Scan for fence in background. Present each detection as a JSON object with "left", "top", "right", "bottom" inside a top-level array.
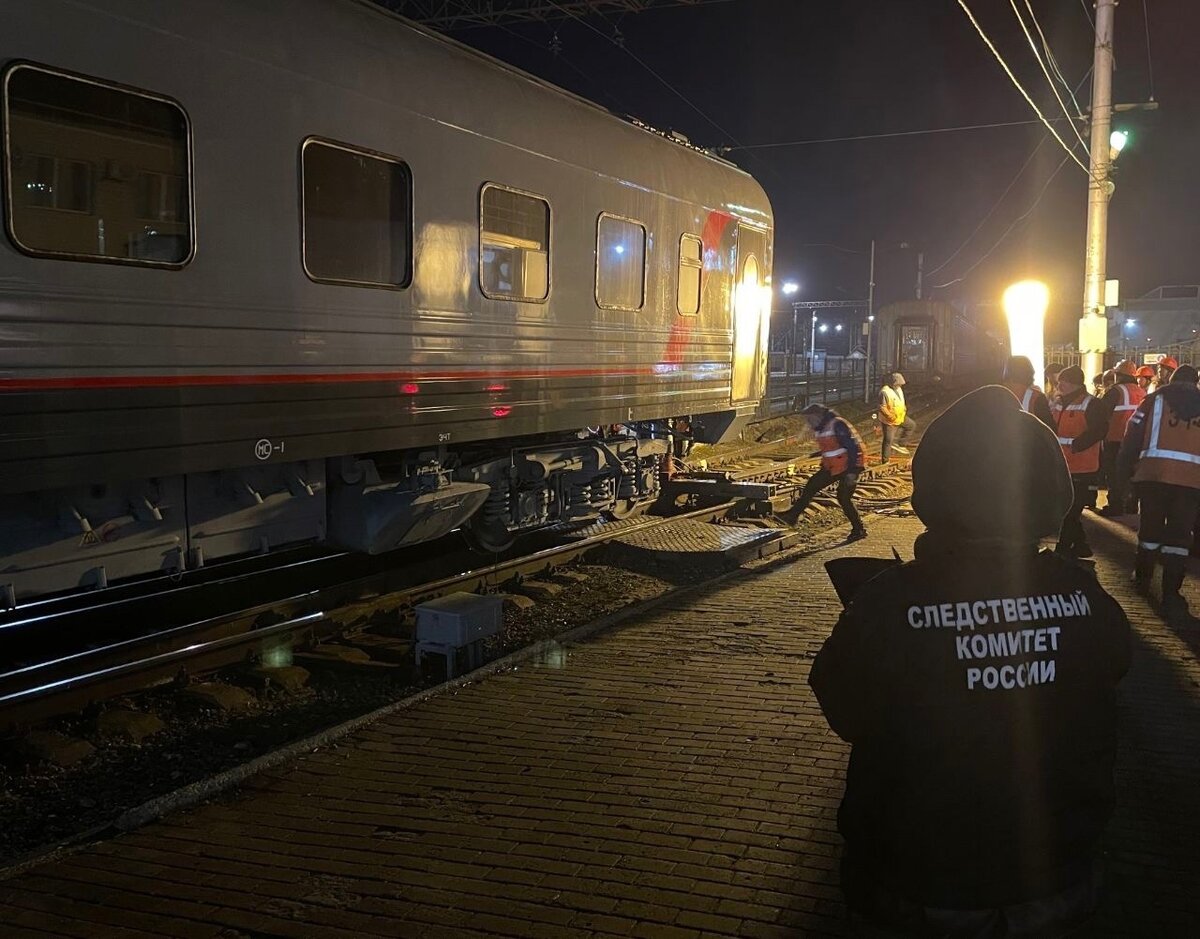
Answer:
[{"left": 761, "top": 354, "right": 879, "bottom": 418}]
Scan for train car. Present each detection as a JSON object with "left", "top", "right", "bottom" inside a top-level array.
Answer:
[
  {"left": 0, "top": 0, "right": 774, "bottom": 603},
  {"left": 871, "top": 300, "right": 1004, "bottom": 390}
]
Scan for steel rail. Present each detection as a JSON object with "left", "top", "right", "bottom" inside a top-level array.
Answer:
[{"left": 0, "top": 407, "right": 926, "bottom": 730}]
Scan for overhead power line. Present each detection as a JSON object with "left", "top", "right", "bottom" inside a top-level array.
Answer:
[
  {"left": 542, "top": 0, "right": 741, "bottom": 147},
  {"left": 929, "top": 152, "right": 1073, "bottom": 291},
  {"left": 1142, "top": 0, "right": 1156, "bottom": 100},
  {"left": 722, "top": 116, "right": 1080, "bottom": 152},
  {"left": 925, "top": 67, "right": 1092, "bottom": 280},
  {"left": 1024, "top": 0, "right": 1086, "bottom": 119},
  {"left": 386, "top": 0, "right": 734, "bottom": 30},
  {"left": 1079, "top": 0, "right": 1096, "bottom": 32},
  {"left": 924, "top": 137, "right": 1048, "bottom": 279},
  {"left": 957, "top": 0, "right": 1092, "bottom": 178},
  {"left": 1009, "top": 0, "right": 1089, "bottom": 153}
]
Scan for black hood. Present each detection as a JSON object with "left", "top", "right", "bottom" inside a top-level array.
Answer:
[{"left": 911, "top": 385, "right": 1072, "bottom": 541}]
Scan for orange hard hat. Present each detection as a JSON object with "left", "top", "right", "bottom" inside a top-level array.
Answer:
[
  {"left": 1136, "top": 365, "right": 1155, "bottom": 378},
  {"left": 1115, "top": 359, "right": 1136, "bottom": 376},
  {"left": 1158, "top": 355, "right": 1179, "bottom": 370}
]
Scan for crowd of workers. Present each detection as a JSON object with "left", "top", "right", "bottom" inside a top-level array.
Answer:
[{"left": 779, "top": 355, "right": 1199, "bottom": 936}]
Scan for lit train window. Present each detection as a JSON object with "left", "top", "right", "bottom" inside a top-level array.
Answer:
[
  {"left": 677, "top": 233, "right": 702, "bottom": 315},
  {"left": 2, "top": 63, "right": 192, "bottom": 267},
  {"left": 301, "top": 138, "right": 411, "bottom": 289},
  {"left": 480, "top": 184, "right": 550, "bottom": 302},
  {"left": 596, "top": 214, "right": 646, "bottom": 312}
]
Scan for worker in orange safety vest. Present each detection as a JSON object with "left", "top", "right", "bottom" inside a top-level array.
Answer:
[
  {"left": 1150, "top": 355, "right": 1178, "bottom": 393},
  {"left": 1001, "top": 354, "right": 1055, "bottom": 429},
  {"left": 1096, "top": 359, "right": 1146, "bottom": 516},
  {"left": 1052, "top": 365, "right": 1108, "bottom": 558},
  {"left": 1118, "top": 364, "right": 1200, "bottom": 618},
  {"left": 779, "top": 404, "right": 868, "bottom": 540},
  {"left": 1135, "top": 365, "right": 1155, "bottom": 392}
]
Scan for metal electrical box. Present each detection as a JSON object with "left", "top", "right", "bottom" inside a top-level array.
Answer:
[{"left": 415, "top": 593, "right": 504, "bottom": 646}]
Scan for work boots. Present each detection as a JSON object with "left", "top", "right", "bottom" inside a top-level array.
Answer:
[
  {"left": 1132, "top": 547, "right": 1156, "bottom": 595},
  {"left": 1160, "top": 554, "right": 1190, "bottom": 621}
]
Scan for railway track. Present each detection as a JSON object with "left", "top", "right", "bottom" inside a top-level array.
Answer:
[
  {"left": 0, "top": 496, "right": 789, "bottom": 729},
  {"left": 0, "top": 404, "right": 928, "bottom": 733}
]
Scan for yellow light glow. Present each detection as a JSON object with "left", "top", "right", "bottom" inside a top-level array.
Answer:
[{"left": 1003, "top": 280, "right": 1050, "bottom": 389}]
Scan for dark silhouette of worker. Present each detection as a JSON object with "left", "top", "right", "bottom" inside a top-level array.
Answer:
[
  {"left": 1119, "top": 363, "right": 1200, "bottom": 618},
  {"left": 780, "top": 404, "right": 867, "bottom": 540},
  {"left": 811, "top": 385, "right": 1130, "bottom": 937},
  {"left": 1001, "top": 354, "right": 1054, "bottom": 428},
  {"left": 1052, "top": 365, "right": 1108, "bottom": 558}
]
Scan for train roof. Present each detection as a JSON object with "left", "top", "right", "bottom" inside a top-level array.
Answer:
[
  {"left": 11, "top": 0, "right": 770, "bottom": 226},
  {"left": 355, "top": 1, "right": 748, "bottom": 171}
]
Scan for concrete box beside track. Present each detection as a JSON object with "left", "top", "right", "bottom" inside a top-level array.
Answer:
[{"left": 415, "top": 593, "right": 504, "bottom": 647}]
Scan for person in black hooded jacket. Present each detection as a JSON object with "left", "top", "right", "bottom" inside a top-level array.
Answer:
[{"left": 810, "top": 385, "right": 1130, "bottom": 938}]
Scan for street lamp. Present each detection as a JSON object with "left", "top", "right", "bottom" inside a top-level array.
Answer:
[
  {"left": 1122, "top": 317, "right": 1137, "bottom": 353},
  {"left": 1003, "top": 280, "right": 1050, "bottom": 390},
  {"left": 781, "top": 281, "right": 799, "bottom": 296},
  {"left": 1109, "top": 129, "right": 1129, "bottom": 160}
]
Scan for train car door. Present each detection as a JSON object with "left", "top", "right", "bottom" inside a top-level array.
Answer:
[{"left": 732, "top": 225, "right": 771, "bottom": 403}]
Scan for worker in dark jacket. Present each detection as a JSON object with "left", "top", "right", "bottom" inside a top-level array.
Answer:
[
  {"left": 1052, "top": 365, "right": 1109, "bottom": 558},
  {"left": 780, "top": 404, "right": 867, "bottom": 540},
  {"left": 1095, "top": 359, "right": 1145, "bottom": 516},
  {"left": 811, "top": 385, "right": 1130, "bottom": 937},
  {"left": 1001, "top": 354, "right": 1055, "bottom": 429},
  {"left": 1118, "top": 364, "right": 1200, "bottom": 618}
]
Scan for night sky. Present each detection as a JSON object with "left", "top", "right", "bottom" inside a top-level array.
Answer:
[{"left": 439, "top": 0, "right": 1200, "bottom": 341}]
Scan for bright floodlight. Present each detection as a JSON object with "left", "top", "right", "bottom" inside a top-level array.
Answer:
[
  {"left": 1003, "top": 280, "right": 1050, "bottom": 390},
  {"left": 1110, "top": 129, "right": 1129, "bottom": 155},
  {"left": 782, "top": 281, "right": 799, "bottom": 296}
]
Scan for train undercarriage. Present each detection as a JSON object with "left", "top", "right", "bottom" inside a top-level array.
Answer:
[{"left": 0, "top": 421, "right": 688, "bottom": 607}]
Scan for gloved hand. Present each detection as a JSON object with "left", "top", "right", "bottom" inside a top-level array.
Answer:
[{"left": 842, "top": 472, "right": 860, "bottom": 485}]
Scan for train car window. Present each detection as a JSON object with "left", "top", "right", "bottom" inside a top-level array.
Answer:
[
  {"left": 677, "top": 233, "right": 702, "bottom": 315},
  {"left": 480, "top": 184, "right": 550, "bottom": 302},
  {"left": 596, "top": 214, "right": 646, "bottom": 312},
  {"left": 301, "top": 139, "right": 411, "bottom": 289},
  {"left": 2, "top": 63, "right": 192, "bottom": 267}
]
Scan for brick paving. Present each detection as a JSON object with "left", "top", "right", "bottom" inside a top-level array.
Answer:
[{"left": 0, "top": 510, "right": 1196, "bottom": 938}]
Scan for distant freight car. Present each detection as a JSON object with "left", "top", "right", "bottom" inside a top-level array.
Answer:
[
  {"left": 871, "top": 301, "right": 1004, "bottom": 389},
  {"left": 0, "top": 0, "right": 774, "bottom": 602}
]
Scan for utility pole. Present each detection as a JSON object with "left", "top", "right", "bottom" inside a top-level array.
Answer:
[
  {"left": 1079, "top": 0, "right": 1117, "bottom": 380},
  {"left": 864, "top": 239, "right": 877, "bottom": 401},
  {"left": 915, "top": 251, "right": 924, "bottom": 300}
]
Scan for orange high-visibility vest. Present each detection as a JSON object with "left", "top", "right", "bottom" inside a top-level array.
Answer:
[
  {"left": 1106, "top": 382, "right": 1146, "bottom": 443},
  {"left": 815, "top": 418, "right": 865, "bottom": 477},
  {"left": 1003, "top": 382, "right": 1036, "bottom": 413},
  {"left": 1132, "top": 395, "right": 1200, "bottom": 489},
  {"left": 1056, "top": 394, "right": 1101, "bottom": 475}
]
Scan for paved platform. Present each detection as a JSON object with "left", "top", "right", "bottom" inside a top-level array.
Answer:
[{"left": 1, "top": 511, "right": 1196, "bottom": 938}]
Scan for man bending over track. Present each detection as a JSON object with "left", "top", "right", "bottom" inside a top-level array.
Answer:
[{"left": 779, "top": 404, "right": 867, "bottom": 541}]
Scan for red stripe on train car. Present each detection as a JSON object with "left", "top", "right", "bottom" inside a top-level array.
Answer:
[{"left": 0, "top": 365, "right": 706, "bottom": 392}]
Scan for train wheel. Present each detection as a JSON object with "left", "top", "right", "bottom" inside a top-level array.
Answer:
[{"left": 462, "top": 516, "right": 517, "bottom": 554}]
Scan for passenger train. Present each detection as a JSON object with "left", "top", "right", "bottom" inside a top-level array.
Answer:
[{"left": 0, "top": 0, "right": 774, "bottom": 603}]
